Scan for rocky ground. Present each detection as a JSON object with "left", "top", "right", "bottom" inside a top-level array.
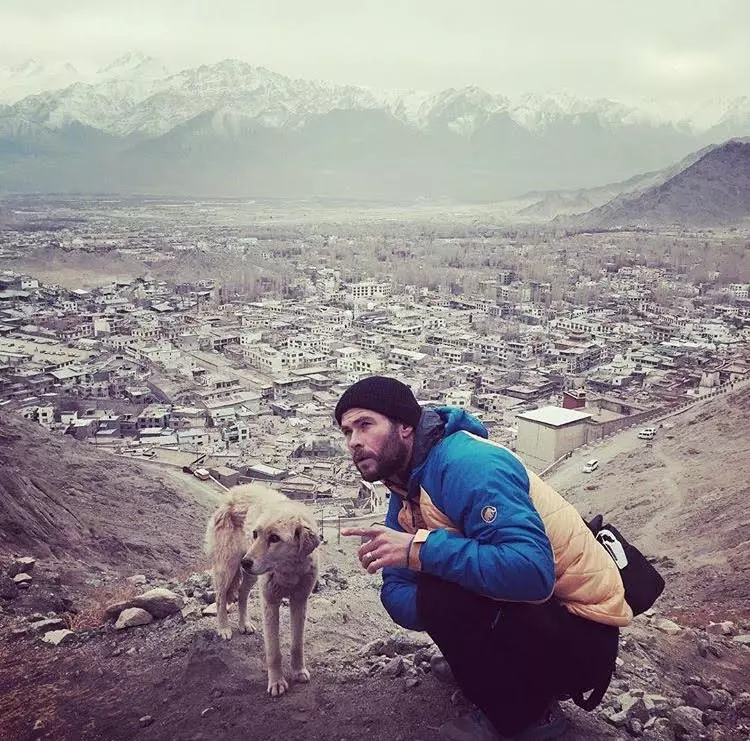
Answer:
[{"left": 1, "top": 388, "right": 750, "bottom": 741}]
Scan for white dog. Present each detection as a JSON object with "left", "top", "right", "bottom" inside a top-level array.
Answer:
[{"left": 204, "top": 483, "right": 320, "bottom": 696}]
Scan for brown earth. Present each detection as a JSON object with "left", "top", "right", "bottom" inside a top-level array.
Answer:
[{"left": 1, "top": 389, "right": 750, "bottom": 741}]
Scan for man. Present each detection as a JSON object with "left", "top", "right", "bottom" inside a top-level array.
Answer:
[{"left": 336, "top": 376, "right": 632, "bottom": 741}]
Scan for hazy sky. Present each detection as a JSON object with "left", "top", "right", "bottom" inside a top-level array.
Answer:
[{"left": 1, "top": 1, "right": 748, "bottom": 107}]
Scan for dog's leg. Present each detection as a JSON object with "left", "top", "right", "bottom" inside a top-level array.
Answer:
[
  {"left": 237, "top": 571, "right": 257, "bottom": 635},
  {"left": 261, "top": 590, "right": 288, "bottom": 697},
  {"left": 289, "top": 591, "right": 311, "bottom": 683},
  {"left": 213, "top": 559, "right": 240, "bottom": 640}
]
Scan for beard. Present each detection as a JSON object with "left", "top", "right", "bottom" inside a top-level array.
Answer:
[{"left": 356, "top": 423, "right": 411, "bottom": 483}]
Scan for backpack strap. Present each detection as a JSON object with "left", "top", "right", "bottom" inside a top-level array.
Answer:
[{"left": 572, "top": 680, "right": 610, "bottom": 711}]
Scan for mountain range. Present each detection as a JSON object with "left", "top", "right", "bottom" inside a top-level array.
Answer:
[{"left": 1, "top": 53, "right": 750, "bottom": 203}]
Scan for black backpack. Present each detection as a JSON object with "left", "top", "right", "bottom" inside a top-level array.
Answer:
[
  {"left": 587, "top": 514, "right": 665, "bottom": 617},
  {"left": 572, "top": 514, "right": 666, "bottom": 711}
]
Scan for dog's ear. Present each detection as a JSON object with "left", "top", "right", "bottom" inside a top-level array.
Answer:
[{"left": 295, "top": 524, "right": 320, "bottom": 556}]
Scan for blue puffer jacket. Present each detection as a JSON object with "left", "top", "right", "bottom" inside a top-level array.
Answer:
[{"left": 381, "top": 406, "right": 556, "bottom": 631}]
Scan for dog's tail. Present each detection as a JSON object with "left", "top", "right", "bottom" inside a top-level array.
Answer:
[{"left": 204, "top": 502, "right": 246, "bottom": 557}]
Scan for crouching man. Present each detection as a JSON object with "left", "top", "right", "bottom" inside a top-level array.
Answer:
[{"left": 336, "top": 376, "right": 632, "bottom": 741}]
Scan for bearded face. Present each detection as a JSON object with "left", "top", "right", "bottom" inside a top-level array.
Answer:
[{"left": 340, "top": 409, "right": 413, "bottom": 483}]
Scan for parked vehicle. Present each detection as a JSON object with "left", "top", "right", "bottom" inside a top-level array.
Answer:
[
  {"left": 193, "top": 467, "right": 211, "bottom": 481},
  {"left": 582, "top": 459, "right": 599, "bottom": 473},
  {"left": 638, "top": 427, "right": 656, "bottom": 440}
]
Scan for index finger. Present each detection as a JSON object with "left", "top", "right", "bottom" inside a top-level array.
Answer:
[{"left": 341, "top": 526, "right": 385, "bottom": 537}]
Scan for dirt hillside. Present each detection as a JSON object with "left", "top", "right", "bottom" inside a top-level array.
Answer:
[{"left": 1, "top": 391, "right": 750, "bottom": 741}]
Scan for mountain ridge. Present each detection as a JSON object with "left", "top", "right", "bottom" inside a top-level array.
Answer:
[{"left": 2, "top": 56, "right": 750, "bottom": 200}]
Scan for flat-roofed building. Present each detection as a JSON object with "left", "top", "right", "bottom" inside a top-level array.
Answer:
[{"left": 515, "top": 406, "right": 592, "bottom": 473}]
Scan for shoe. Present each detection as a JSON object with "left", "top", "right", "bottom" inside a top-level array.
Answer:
[
  {"left": 509, "top": 702, "right": 570, "bottom": 741},
  {"left": 438, "top": 703, "right": 569, "bottom": 741},
  {"left": 430, "top": 654, "right": 457, "bottom": 685},
  {"left": 438, "top": 708, "right": 501, "bottom": 741}
]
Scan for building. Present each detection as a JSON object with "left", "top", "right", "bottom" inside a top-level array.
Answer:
[{"left": 515, "top": 406, "right": 592, "bottom": 473}]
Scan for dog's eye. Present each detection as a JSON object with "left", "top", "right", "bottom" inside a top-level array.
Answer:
[
  {"left": 252, "top": 529, "right": 258, "bottom": 539},
  {"left": 268, "top": 533, "right": 280, "bottom": 544}
]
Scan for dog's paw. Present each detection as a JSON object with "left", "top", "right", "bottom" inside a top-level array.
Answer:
[
  {"left": 292, "top": 668, "right": 310, "bottom": 683},
  {"left": 216, "top": 626, "right": 232, "bottom": 640},
  {"left": 267, "top": 676, "right": 289, "bottom": 697},
  {"left": 239, "top": 621, "right": 256, "bottom": 634}
]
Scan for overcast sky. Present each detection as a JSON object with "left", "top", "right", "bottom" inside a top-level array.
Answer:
[{"left": 1, "top": 1, "right": 748, "bottom": 109}]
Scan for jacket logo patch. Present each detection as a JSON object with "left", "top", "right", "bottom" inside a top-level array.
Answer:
[{"left": 481, "top": 506, "right": 497, "bottom": 524}]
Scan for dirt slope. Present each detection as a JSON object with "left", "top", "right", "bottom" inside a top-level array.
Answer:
[
  {"left": 0, "top": 412, "right": 222, "bottom": 577},
  {"left": 548, "top": 384, "right": 750, "bottom": 621}
]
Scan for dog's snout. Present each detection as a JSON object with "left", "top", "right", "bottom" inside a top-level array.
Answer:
[{"left": 241, "top": 557, "right": 254, "bottom": 571}]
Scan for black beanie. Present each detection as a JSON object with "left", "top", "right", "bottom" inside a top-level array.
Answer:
[{"left": 334, "top": 376, "right": 422, "bottom": 428}]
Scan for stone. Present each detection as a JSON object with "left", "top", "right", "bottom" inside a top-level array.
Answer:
[
  {"left": 115, "top": 607, "right": 154, "bottom": 630},
  {"left": 626, "top": 717, "right": 643, "bottom": 736},
  {"left": 29, "top": 618, "right": 66, "bottom": 632},
  {"left": 732, "top": 634, "right": 750, "bottom": 646},
  {"left": 381, "top": 656, "right": 404, "bottom": 677},
  {"left": 13, "top": 573, "right": 32, "bottom": 585},
  {"left": 201, "top": 603, "right": 218, "bottom": 616},
  {"left": 643, "top": 694, "right": 672, "bottom": 715},
  {"left": 139, "top": 715, "right": 154, "bottom": 727},
  {"left": 42, "top": 629, "right": 76, "bottom": 646},
  {"left": 181, "top": 602, "right": 204, "bottom": 622},
  {"left": 734, "top": 693, "right": 750, "bottom": 718},
  {"left": 126, "top": 574, "right": 148, "bottom": 586},
  {"left": 0, "top": 572, "right": 19, "bottom": 600},
  {"left": 403, "top": 677, "right": 421, "bottom": 690},
  {"left": 709, "top": 689, "right": 732, "bottom": 710},
  {"left": 670, "top": 706, "right": 705, "bottom": 739},
  {"left": 602, "top": 709, "right": 628, "bottom": 728},
  {"left": 105, "top": 587, "right": 184, "bottom": 620},
  {"left": 8, "top": 556, "right": 36, "bottom": 578},
  {"left": 706, "top": 621, "right": 736, "bottom": 637},
  {"left": 654, "top": 618, "right": 682, "bottom": 635},
  {"left": 683, "top": 685, "right": 714, "bottom": 710}
]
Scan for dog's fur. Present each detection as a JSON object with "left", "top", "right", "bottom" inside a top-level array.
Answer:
[{"left": 204, "top": 483, "right": 320, "bottom": 696}]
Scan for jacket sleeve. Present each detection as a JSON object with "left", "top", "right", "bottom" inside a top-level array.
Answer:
[
  {"left": 419, "top": 435, "right": 555, "bottom": 602},
  {"left": 379, "top": 491, "right": 424, "bottom": 632}
]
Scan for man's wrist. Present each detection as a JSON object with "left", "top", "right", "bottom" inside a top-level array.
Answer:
[{"left": 407, "top": 528, "right": 430, "bottom": 570}]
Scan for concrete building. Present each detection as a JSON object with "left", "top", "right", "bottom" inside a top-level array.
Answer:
[{"left": 515, "top": 406, "right": 592, "bottom": 473}]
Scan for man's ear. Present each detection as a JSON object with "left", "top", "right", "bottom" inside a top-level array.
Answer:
[
  {"left": 398, "top": 423, "right": 415, "bottom": 440},
  {"left": 295, "top": 524, "right": 320, "bottom": 556}
]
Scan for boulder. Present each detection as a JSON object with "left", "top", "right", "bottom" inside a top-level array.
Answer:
[
  {"left": 42, "top": 629, "right": 76, "bottom": 646},
  {"left": 683, "top": 685, "right": 714, "bottom": 711},
  {"left": 29, "top": 618, "right": 67, "bottom": 633},
  {"left": 654, "top": 618, "right": 682, "bottom": 635},
  {"left": 0, "top": 572, "right": 18, "bottom": 600},
  {"left": 8, "top": 556, "right": 36, "bottom": 578},
  {"left": 706, "top": 621, "right": 736, "bottom": 637},
  {"left": 115, "top": 607, "right": 154, "bottom": 630},
  {"left": 670, "top": 706, "right": 705, "bottom": 739},
  {"left": 105, "top": 587, "right": 184, "bottom": 620}
]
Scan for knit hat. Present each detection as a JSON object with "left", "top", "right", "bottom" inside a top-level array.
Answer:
[{"left": 334, "top": 376, "right": 422, "bottom": 428}]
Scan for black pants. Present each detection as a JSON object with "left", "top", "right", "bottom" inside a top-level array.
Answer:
[{"left": 417, "top": 573, "right": 619, "bottom": 736}]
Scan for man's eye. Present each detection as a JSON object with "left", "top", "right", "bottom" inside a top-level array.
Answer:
[
  {"left": 252, "top": 529, "right": 258, "bottom": 539},
  {"left": 268, "top": 533, "right": 280, "bottom": 543}
]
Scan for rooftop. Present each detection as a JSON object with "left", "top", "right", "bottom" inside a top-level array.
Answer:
[{"left": 516, "top": 406, "right": 591, "bottom": 427}]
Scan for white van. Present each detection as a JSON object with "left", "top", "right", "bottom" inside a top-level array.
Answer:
[
  {"left": 582, "top": 459, "right": 599, "bottom": 473},
  {"left": 638, "top": 427, "right": 656, "bottom": 440}
]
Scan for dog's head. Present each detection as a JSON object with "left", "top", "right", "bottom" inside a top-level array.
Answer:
[{"left": 241, "top": 513, "right": 320, "bottom": 575}]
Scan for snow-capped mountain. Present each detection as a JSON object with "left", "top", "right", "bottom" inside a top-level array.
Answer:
[{"left": 1, "top": 53, "right": 749, "bottom": 200}]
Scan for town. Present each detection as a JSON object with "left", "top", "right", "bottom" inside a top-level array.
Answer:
[{"left": 1, "top": 196, "right": 749, "bottom": 521}]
